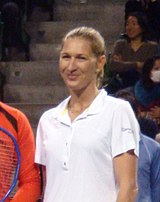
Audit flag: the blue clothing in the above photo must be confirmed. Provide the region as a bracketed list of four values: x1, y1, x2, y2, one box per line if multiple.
[137, 134, 160, 202]
[134, 81, 160, 107]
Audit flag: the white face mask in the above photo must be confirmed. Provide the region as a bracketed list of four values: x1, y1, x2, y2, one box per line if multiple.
[150, 70, 160, 83]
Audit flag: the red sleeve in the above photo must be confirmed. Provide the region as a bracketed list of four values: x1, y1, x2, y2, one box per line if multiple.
[11, 111, 41, 202]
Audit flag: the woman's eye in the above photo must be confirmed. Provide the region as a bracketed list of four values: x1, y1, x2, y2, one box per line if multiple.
[133, 22, 138, 26]
[61, 55, 70, 59]
[77, 56, 87, 60]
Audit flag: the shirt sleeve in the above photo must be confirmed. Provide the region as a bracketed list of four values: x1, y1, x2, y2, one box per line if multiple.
[11, 111, 41, 202]
[150, 144, 160, 202]
[111, 101, 140, 158]
[35, 115, 46, 166]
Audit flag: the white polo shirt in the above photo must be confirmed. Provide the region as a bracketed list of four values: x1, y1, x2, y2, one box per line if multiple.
[35, 89, 140, 202]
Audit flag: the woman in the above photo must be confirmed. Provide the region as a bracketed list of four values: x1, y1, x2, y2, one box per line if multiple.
[0, 102, 40, 201]
[109, 12, 158, 93]
[0, 0, 30, 61]
[125, 0, 160, 42]
[134, 55, 160, 128]
[35, 26, 140, 202]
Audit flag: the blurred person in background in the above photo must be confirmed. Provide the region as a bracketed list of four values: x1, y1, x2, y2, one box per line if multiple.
[134, 55, 160, 129]
[125, 0, 160, 42]
[115, 88, 160, 202]
[106, 12, 158, 94]
[0, 0, 31, 61]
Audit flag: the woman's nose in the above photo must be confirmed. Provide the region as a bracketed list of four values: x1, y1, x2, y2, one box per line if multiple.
[68, 58, 76, 71]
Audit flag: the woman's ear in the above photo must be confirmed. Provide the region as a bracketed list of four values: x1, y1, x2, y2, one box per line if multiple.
[97, 55, 107, 72]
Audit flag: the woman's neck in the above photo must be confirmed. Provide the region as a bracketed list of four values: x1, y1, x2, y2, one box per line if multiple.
[130, 37, 144, 52]
[68, 87, 99, 121]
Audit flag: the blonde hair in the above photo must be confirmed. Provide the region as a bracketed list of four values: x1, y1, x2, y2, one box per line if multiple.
[61, 26, 107, 86]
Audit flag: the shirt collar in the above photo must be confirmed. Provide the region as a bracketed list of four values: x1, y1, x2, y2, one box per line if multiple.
[86, 89, 107, 115]
[52, 89, 107, 124]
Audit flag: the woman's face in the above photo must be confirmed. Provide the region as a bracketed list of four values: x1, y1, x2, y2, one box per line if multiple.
[59, 37, 104, 92]
[152, 59, 160, 71]
[126, 16, 143, 40]
[150, 59, 160, 83]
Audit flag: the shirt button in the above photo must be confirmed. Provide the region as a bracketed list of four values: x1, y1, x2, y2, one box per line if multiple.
[66, 142, 68, 146]
[63, 162, 68, 171]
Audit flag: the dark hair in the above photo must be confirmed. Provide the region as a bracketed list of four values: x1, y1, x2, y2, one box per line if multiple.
[114, 88, 160, 139]
[114, 88, 140, 117]
[125, 11, 149, 41]
[138, 117, 159, 139]
[141, 55, 160, 89]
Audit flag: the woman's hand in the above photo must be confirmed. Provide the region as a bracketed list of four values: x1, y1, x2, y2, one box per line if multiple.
[112, 54, 122, 62]
[136, 62, 144, 72]
[149, 106, 160, 119]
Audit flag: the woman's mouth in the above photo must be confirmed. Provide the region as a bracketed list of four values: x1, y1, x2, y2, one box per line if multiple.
[67, 74, 78, 80]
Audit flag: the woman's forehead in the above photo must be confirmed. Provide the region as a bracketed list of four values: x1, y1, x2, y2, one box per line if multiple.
[154, 59, 160, 67]
[62, 37, 92, 52]
[127, 16, 138, 23]
[64, 36, 91, 44]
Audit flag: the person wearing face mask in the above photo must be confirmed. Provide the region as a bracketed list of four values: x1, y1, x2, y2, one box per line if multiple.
[151, 68, 160, 83]
[134, 55, 160, 128]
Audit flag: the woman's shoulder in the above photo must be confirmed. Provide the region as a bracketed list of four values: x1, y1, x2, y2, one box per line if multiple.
[144, 40, 158, 48]
[141, 134, 160, 153]
[113, 39, 129, 52]
[134, 80, 143, 89]
[114, 39, 128, 46]
[104, 93, 132, 112]
[40, 97, 70, 120]
[134, 80, 146, 96]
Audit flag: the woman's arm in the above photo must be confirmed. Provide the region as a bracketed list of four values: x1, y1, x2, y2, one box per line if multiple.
[113, 150, 138, 202]
[111, 60, 140, 73]
[11, 112, 41, 201]
[110, 40, 143, 73]
[111, 53, 143, 73]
